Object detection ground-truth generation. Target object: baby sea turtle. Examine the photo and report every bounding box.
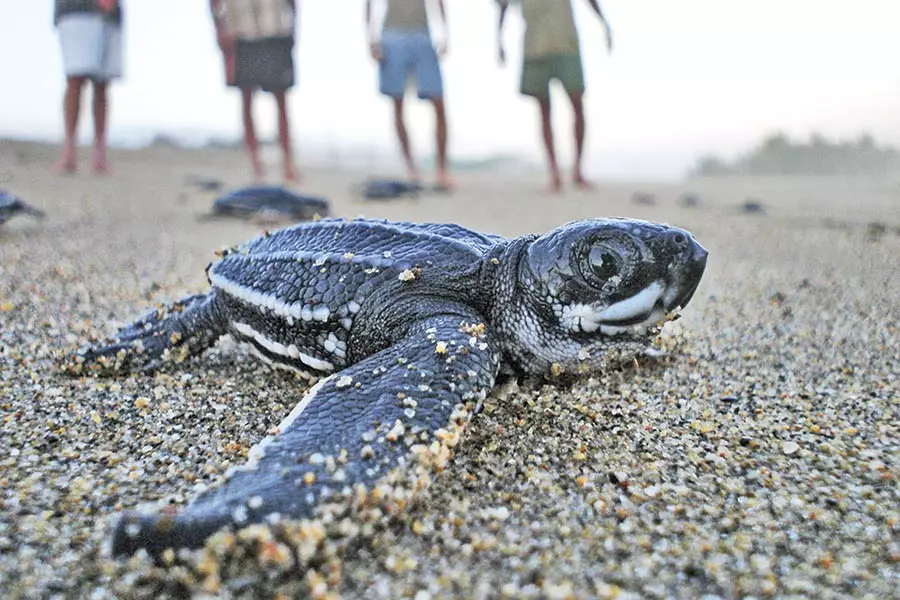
[358,179,426,201]
[184,174,224,192]
[740,198,767,214]
[630,191,658,206]
[0,190,46,226]
[203,185,329,223]
[64,216,708,558]
[678,193,701,208]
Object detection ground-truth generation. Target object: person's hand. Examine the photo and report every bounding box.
[97,0,117,12]
[435,39,448,59]
[369,41,383,61]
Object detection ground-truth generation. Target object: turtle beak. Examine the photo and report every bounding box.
[667,238,708,311]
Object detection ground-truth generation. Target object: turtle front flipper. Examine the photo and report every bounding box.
[63,292,227,376]
[110,304,501,558]
[16,200,47,220]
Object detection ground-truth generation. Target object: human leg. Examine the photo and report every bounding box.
[54,76,86,174]
[412,31,451,188]
[555,53,590,188]
[537,96,561,193]
[430,97,451,189]
[240,87,263,180]
[392,96,418,181]
[568,91,592,188]
[521,57,561,192]
[91,80,110,174]
[274,90,298,183]
[379,30,418,180]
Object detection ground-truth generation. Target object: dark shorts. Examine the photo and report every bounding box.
[230,36,295,92]
[520,52,585,98]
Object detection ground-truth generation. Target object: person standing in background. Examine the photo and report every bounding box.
[210,0,299,183]
[52,0,124,175]
[365,0,453,191]
[497,0,612,193]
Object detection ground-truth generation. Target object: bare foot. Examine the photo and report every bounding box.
[406,167,421,183]
[549,171,563,194]
[435,170,454,191]
[90,146,112,175]
[250,155,264,182]
[52,159,77,175]
[52,151,77,175]
[283,163,300,184]
[573,172,594,190]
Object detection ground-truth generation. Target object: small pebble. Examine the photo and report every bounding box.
[783,441,800,455]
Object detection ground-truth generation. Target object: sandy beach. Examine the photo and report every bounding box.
[1,139,898,599]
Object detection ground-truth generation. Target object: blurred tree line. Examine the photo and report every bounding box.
[690,132,900,177]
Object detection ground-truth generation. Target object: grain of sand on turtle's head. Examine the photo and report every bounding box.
[0,144,898,599]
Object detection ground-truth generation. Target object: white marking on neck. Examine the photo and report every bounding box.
[561,304,604,333]
[233,321,334,371]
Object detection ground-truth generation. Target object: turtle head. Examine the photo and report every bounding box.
[501,218,708,376]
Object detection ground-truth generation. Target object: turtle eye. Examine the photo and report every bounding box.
[588,245,621,281]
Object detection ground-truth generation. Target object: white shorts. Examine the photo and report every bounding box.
[57,13,123,82]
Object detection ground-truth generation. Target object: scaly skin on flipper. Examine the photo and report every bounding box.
[111,305,500,556]
[65,216,709,560]
[62,293,228,376]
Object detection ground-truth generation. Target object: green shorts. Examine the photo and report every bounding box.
[520,53,585,98]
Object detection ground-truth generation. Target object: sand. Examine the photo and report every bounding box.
[1,139,898,599]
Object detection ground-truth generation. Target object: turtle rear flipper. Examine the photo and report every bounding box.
[17,200,46,219]
[64,292,227,376]
[109,305,501,558]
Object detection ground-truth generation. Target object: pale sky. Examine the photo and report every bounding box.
[0,0,898,178]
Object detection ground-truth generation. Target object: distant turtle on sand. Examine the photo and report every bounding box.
[630,192,658,206]
[740,199,766,214]
[678,193,701,208]
[0,190,46,226]
[358,179,429,201]
[201,185,329,224]
[866,221,889,241]
[63,216,708,559]
[184,175,224,192]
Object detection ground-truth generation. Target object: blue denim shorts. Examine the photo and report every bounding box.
[378,28,443,99]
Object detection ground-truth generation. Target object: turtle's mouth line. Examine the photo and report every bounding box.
[598,302,664,327]
[602,277,702,330]
[564,276,702,336]
[592,281,665,325]
[599,296,681,328]
[601,280,701,329]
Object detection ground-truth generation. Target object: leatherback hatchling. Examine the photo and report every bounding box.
[64,216,708,557]
[203,185,329,223]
